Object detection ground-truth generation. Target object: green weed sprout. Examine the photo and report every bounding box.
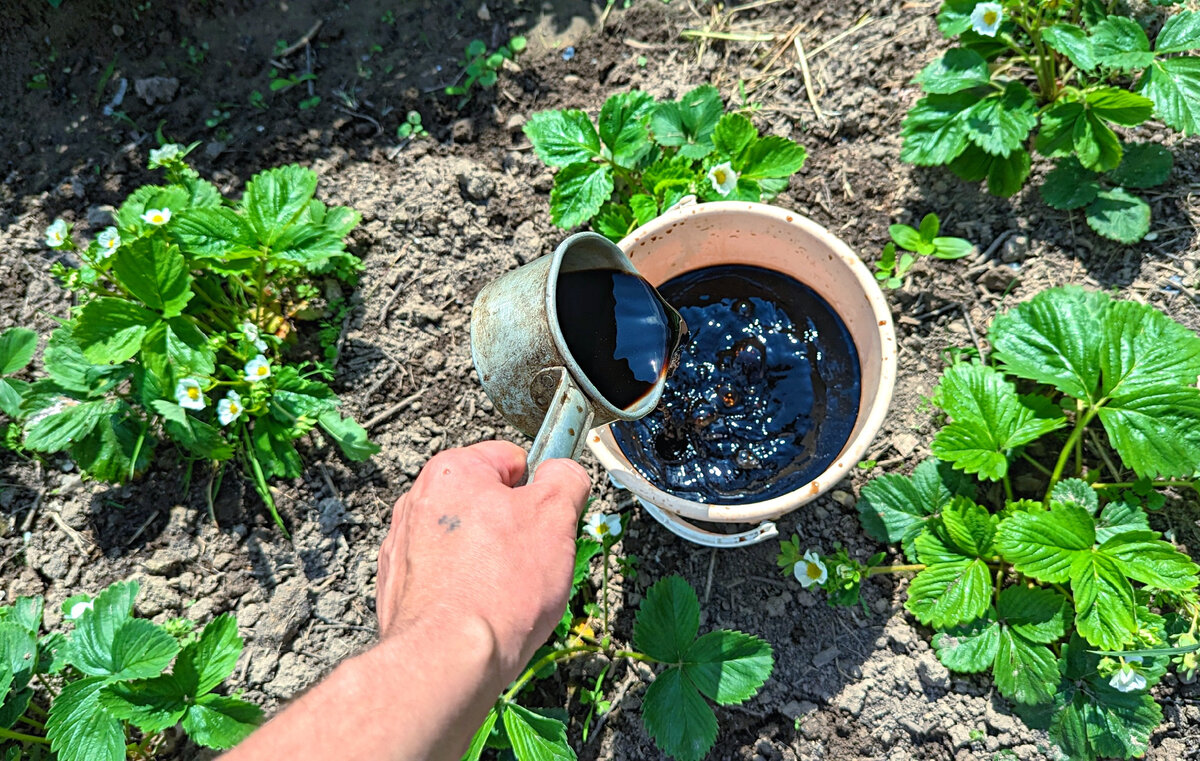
[21,144,378,533]
[396,110,428,140]
[903,2,1200,242]
[524,85,808,241]
[876,212,973,289]
[445,36,526,108]
[0,581,260,760]
[789,286,1200,760]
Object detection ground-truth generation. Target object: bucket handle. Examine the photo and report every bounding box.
[636,498,779,548]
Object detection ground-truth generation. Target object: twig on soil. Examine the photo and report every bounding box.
[47,511,89,553]
[958,303,986,362]
[363,362,400,402]
[681,29,774,41]
[792,36,825,121]
[20,488,45,533]
[124,511,161,547]
[363,391,424,431]
[277,20,323,59]
[333,303,354,371]
[807,14,873,59]
[978,229,1016,263]
[703,548,717,605]
[911,302,958,322]
[333,106,382,135]
[316,463,338,498]
[585,666,645,748]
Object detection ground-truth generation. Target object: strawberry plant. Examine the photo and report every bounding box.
[20,144,378,532]
[784,286,1200,760]
[523,85,808,241]
[468,514,774,761]
[876,212,974,289]
[0,581,260,760]
[904,2,1200,242]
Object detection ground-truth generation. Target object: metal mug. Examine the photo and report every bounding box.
[470,232,683,482]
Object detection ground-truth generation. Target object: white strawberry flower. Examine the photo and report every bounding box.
[241,321,259,341]
[217,390,243,426]
[584,513,623,542]
[141,208,172,226]
[66,600,94,620]
[175,378,207,410]
[970,2,1003,37]
[45,219,69,248]
[244,354,271,382]
[794,550,828,588]
[149,143,183,167]
[706,161,738,196]
[1110,656,1147,693]
[97,227,121,259]
[254,338,268,352]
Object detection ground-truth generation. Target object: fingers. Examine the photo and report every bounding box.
[460,440,530,487]
[525,458,591,522]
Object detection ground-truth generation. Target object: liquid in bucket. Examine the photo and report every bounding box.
[611,264,861,504]
[555,269,675,411]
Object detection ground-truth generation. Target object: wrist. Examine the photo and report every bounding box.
[373,610,508,698]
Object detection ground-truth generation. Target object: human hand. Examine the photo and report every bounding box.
[376,440,591,683]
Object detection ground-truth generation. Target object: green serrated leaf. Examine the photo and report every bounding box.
[994,627,1058,705]
[683,630,773,706]
[1052,681,1161,760]
[991,285,1110,401]
[113,237,192,317]
[141,318,215,383]
[0,624,35,693]
[0,328,36,376]
[634,576,699,663]
[931,362,1066,480]
[1043,24,1098,71]
[159,404,233,460]
[641,667,717,761]
[1051,479,1099,515]
[1087,185,1151,243]
[932,613,1000,672]
[1100,530,1199,591]
[251,416,303,480]
[1072,552,1136,650]
[712,112,757,162]
[99,675,188,734]
[593,203,633,242]
[1074,110,1123,172]
[500,704,576,761]
[629,194,658,227]
[0,686,32,731]
[181,694,263,750]
[1095,499,1150,544]
[915,48,990,94]
[1155,9,1200,53]
[997,586,1068,644]
[79,617,179,681]
[1106,142,1172,188]
[995,504,1095,583]
[549,162,614,229]
[116,185,190,232]
[900,92,974,166]
[598,91,655,169]
[171,207,259,262]
[855,459,976,562]
[1137,57,1200,136]
[1091,16,1154,70]
[464,709,499,761]
[906,559,992,628]
[1036,102,1084,158]
[964,82,1037,156]
[174,614,242,696]
[1099,297,1200,396]
[650,85,723,158]
[317,410,380,462]
[243,165,319,245]
[1041,156,1101,210]
[948,144,1031,197]
[942,496,998,557]
[739,136,806,180]
[72,297,158,365]
[1099,385,1200,477]
[23,398,113,453]
[915,523,972,565]
[46,677,125,761]
[1086,88,1154,127]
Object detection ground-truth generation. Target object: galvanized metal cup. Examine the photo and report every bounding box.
[470,232,682,482]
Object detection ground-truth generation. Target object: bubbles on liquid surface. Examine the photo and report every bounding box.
[611,265,861,504]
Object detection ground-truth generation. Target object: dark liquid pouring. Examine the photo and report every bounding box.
[611,265,861,504]
[555,269,676,411]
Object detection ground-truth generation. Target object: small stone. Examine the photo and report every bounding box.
[780,700,818,721]
[112,24,124,37]
[451,118,474,143]
[832,681,868,717]
[916,651,951,690]
[505,113,526,131]
[134,76,180,106]
[422,349,446,373]
[260,579,311,646]
[999,234,1030,263]
[948,724,975,749]
[247,647,279,685]
[86,205,116,227]
[830,490,855,509]
[979,265,1019,293]
[812,646,840,668]
[477,3,491,21]
[316,497,347,535]
[871,597,890,615]
[144,547,196,576]
[892,432,919,458]
[456,170,495,202]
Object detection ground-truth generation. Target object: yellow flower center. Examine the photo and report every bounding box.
[596,524,609,536]
[151,214,164,223]
[805,563,823,579]
[187,387,199,400]
[230,403,240,414]
[984,10,997,25]
[714,169,727,184]
[256,365,268,376]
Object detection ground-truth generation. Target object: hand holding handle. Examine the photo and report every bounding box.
[521,368,594,485]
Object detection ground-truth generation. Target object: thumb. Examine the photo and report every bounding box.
[525,458,591,522]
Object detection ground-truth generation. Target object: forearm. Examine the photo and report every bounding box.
[222,615,506,761]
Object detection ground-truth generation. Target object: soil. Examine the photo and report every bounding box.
[3,1,1200,760]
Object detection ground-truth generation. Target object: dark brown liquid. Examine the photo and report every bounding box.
[555,269,675,410]
[611,265,861,504]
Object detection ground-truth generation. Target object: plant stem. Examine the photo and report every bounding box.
[1020,452,1053,477]
[1045,407,1099,502]
[35,673,58,699]
[601,546,610,637]
[18,714,45,731]
[0,727,49,745]
[23,702,48,720]
[502,647,600,701]
[1002,474,1014,502]
[866,564,926,576]
[240,424,289,538]
[1093,480,1198,492]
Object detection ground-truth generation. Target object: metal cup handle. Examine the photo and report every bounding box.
[519,368,594,486]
